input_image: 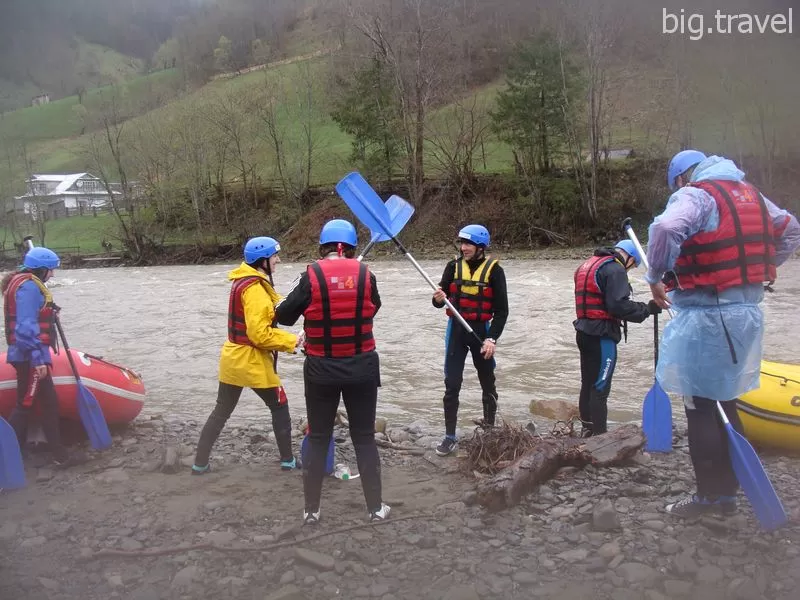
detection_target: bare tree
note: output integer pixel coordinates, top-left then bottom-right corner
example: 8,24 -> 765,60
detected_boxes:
425,93 -> 491,194
344,0 -> 453,204
253,62 -> 327,213
18,143 -> 46,246
85,87 -> 150,262
206,89 -> 259,209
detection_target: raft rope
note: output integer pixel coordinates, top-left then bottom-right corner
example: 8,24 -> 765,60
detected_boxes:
760,371 -> 800,387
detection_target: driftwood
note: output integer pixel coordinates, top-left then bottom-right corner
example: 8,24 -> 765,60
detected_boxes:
475,424 -> 645,512
375,439 -> 426,455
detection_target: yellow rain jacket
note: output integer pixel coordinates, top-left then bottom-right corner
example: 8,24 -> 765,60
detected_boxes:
218,263 -> 297,389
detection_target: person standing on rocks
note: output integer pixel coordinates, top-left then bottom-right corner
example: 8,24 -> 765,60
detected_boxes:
573,241 -> 659,437
431,224 -> 509,456
2,247 -> 87,467
275,219 -> 390,526
192,236 -> 302,475
645,150 -> 800,518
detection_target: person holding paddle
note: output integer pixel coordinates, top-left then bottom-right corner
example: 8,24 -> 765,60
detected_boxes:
192,236 -> 302,475
573,241 -> 661,437
431,224 -> 508,456
2,247 -> 87,467
275,219 -> 389,526
645,150 -> 800,519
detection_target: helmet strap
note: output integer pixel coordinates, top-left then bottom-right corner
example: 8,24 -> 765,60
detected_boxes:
337,242 -> 343,257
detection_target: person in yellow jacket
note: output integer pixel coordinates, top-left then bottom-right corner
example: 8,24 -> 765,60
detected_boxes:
192,236 -> 303,474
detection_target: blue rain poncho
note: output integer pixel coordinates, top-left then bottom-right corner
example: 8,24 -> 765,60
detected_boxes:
644,156 -> 800,401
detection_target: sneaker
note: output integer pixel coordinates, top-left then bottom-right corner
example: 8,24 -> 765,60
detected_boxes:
280,457 -> 301,471
369,503 -> 391,522
435,437 -> 457,456
665,494 -> 738,519
303,509 -> 320,526
191,463 -> 211,476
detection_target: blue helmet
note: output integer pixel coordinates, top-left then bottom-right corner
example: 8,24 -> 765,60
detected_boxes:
23,247 -> 60,269
320,219 -> 357,247
614,240 -> 641,267
667,149 -> 706,191
458,224 -> 490,248
244,236 -> 280,264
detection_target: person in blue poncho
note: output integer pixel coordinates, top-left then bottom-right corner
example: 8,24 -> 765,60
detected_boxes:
645,150 -> 800,518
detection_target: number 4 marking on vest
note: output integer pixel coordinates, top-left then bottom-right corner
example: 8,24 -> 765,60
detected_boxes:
345,276 -> 354,289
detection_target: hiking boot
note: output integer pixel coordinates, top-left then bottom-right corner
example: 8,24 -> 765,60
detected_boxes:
368,503 -> 391,522
435,437 -> 457,456
665,494 -> 738,519
472,418 -> 494,429
191,463 -> 211,476
280,457 -> 301,471
303,509 -> 320,526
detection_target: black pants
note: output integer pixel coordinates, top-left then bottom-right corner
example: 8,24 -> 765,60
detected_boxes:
9,362 -> 68,462
194,382 -> 293,467
685,396 -> 743,499
303,379 -> 382,513
443,319 -> 497,436
576,331 -> 617,435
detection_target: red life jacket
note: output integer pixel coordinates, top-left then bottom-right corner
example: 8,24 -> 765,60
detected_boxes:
574,255 -> 619,321
3,272 -> 56,348
304,258 -> 376,358
446,258 -> 497,322
668,179 -> 777,292
227,276 -> 266,346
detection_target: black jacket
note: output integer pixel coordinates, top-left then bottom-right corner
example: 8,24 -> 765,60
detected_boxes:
432,256 -> 509,341
573,248 -> 650,343
274,259 -> 381,385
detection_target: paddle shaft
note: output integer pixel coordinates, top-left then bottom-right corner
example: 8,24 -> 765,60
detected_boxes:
623,222 -> 675,319
54,316 -> 84,383
357,239 -> 377,262
653,312 -> 659,370
350,188 -> 485,346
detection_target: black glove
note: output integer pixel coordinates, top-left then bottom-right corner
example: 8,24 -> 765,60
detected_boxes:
647,300 -> 662,315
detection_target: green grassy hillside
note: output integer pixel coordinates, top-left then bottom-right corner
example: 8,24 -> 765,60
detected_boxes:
0,38 -> 146,115
0,68 -> 181,145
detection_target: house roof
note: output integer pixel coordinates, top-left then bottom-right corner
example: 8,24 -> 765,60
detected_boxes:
28,173 -> 106,195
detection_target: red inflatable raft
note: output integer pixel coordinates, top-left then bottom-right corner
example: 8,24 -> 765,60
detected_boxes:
0,349 -> 145,425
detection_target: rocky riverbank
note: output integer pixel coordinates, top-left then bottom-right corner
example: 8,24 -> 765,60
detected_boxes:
1,412 -> 799,600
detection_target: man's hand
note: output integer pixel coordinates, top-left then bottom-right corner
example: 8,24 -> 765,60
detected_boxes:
480,338 -> 496,359
647,299 -> 662,315
649,282 -> 671,310
34,364 -> 49,378
432,288 -> 446,304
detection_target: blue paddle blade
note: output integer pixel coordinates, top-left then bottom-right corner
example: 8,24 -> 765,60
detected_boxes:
0,416 -> 26,489
76,383 -> 113,450
642,381 -> 672,452
335,172 -> 392,237
724,422 -> 788,531
371,194 -> 415,242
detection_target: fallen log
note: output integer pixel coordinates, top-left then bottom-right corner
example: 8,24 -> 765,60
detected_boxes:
474,424 -> 645,511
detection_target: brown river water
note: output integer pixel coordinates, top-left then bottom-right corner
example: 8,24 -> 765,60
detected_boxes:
42,258 -> 800,432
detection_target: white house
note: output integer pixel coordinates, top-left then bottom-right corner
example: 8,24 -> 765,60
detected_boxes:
14,173 -> 121,220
